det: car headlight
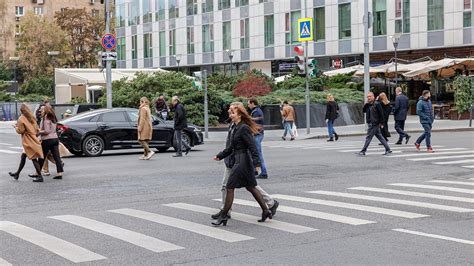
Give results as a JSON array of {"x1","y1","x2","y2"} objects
[{"x1": 192, "y1": 126, "x2": 201, "y2": 132}]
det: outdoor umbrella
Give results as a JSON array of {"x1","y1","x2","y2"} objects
[{"x1": 403, "y1": 58, "x2": 474, "y2": 80}]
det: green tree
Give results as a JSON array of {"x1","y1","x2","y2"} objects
[
  {"x1": 0, "y1": 63, "x2": 12, "y2": 81},
  {"x1": 0, "y1": 81, "x2": 11, "y2": 101},
  {"x1": 19, "y1": 76, "x2": 53, "y2": 96},
  {"x1": 453, "y1": 75, "x2": 473, "y2": 115}
]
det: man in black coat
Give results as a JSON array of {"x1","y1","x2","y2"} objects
[
  {"x1": 393, "y1": 87, "x2": 411, "y2": 145},
  {"x1": 358, "y1": 92, "x2": 392, "y2": 156},
  {"x1": 171, "y1": 96, "x2": 190, "y2": 157}
]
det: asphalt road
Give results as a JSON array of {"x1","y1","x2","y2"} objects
[{"x1": 0, "y1": 127, "x2": 473, "y2": 265}]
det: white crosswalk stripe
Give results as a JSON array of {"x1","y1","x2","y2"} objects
[
  {"x1": 307, "y1": 191, "x2": 474, "y2": 212},
  {"x1": 271, "y1": 194, "x2": 429, "y2": 219},
  {"x1": 348, "y1": 187, "x2": 474, "y2": 203},
  {"x1": 49, "y1": 215, "x2": 184, "y2": 253},
  {"x1": 0, "y1": 149, "x2": 21, "y2": 154},
  {"x1": 108, "y1": 208, "x2": 254, "y2": 242},
  {"x1": 0, "y1": 221, "x2": 106, "y2": 263},
  {"x1": 339, "y1": 146, "x2": 444, "y2": 153},
  {"x1": 389, "y1": 150, "x2": 474, "y2": 158},
  {"x1": 223, "y1": 199, "x2": 376, "y2": 225},
  {"x1": 408, "y1": 154, "x2": 474, "y2": 161},
  {"x1": 393, "y1": 229, "x2": 474, "y2": 245},
  {"x1": 389, "y1": 183, "x2": 474, "y2": 194},
  {"x1": 434, "y1": 159, "x2": 474, "y2": 165},
  {"x1": 164, "y1": 203, "x2": 317, "y2": 234},
  {"x1": 0, "y1": 143, "x2": 12, "y2": 146},
  {"x1": 463, "y1": 165, "x2": 474, "y2": 169},
  {"x1": 426, "y1": 180, "x2": 474, "y2": 186},
  {"x1": 0, "y1": 257, "x2": 12, "y2": 266}
]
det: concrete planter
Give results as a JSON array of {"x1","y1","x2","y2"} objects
[{"x1": 448, "y1": 109, "x2": 472, "y2": 120}]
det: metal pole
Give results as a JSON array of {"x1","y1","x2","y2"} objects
[
  {"x1": 230, "y1": 58, "x2": 233, "y2": 76},
  {"x1": 203, "y1": 69, "x2": 209, "y2": 138},
  {"x1": 394, "y1": 42, "x2": 398, "y2": 100},
  {"x1": 304, "y1": 0, "x2": 310, "y2": 134},
  {"x1": 105, "y1": 0, "x2": 112, "y2": 109},
  {"x1": 13, "y1": 62, "x2": 18, "y2": 120},
  {"x1": 363, "y1": 0, "x2": 370, "y2": 104}
]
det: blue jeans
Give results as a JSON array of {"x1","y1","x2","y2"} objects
[
  {"x1": 416, "y1": 123, "x2": 432, "y2": 148},
  {"x1": 283, "y1": 121, "x2": 294, "y2": 138},
  {"x1": 327, "y1": 119, "x2": 335, "y2": 138},
  {"x1": 254, "y1": 133, "x2": 267, "y2": 175}
]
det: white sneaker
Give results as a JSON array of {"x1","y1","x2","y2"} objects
[
  {"x1": 145, "y1": 151, "x2": 155, "y2": 160},
  {"x1": 42, "y1": 171, "x2": 50, "y2": 176},
  {"x1": 139, "y1": 155, "x2": 146, "y2": 160}
]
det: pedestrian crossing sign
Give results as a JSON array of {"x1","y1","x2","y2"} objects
[{"x1": 298, "y1": 18, "x2": 313, "y2": 42}]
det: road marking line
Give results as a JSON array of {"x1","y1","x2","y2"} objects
[
  {"x1": 221, "y1": 199, "x2": 376, "y2": 225},
  {"x1": 0, "y1": 149, "x2": 21, "y2": 154},
  {"x1": 0, "y1": 143, "x2": 12, "y2": 146},
  {"x1": 10, "y1": 147, "x2": 23, "y2": 150},
  {"x1": 108, "y1": 208, "x2": 254, "y2": 242},
  {"x1": 348, "y1": 187, "x2": 474, "y2": 203},
  {"x1": 389, "y1": 150, "x2": 473, "y2": 158},
  {"x1": 408, "y1": 155, "x2": 474, "y2": 161},
  {"x1": 463, "y1": 165, "x2": 474, "y2": 169},
  {"x1": 49, "y1": 215, "x2": 184, "y2": 253},
  {"x1": 306, "y1": 145, "x2": 362, "y2": 150},
  {"x1": 393, "y1": 229, "x2": 474, "y2": 245},
  {"x1": 389, "y1": 183, "x2": 474, "y2": 195},
  {"x1": 271, "y1": 194, "x2": 428, "y2": 219},
  {"x1": 339, "y1": 145, "x2": 444, "y2": 153},
  {"x1": 307, "y1": 191, "x2": 474, "y2": 212},
  {"x1": 163, "y1": 203, "x2": 317, "y2": 234},
  {"x1": 427, "y1": 180, "x2": 474, "y2": 186},
  {"x1": 0, "y1": 257, "x2": 12, "y2": 266},
  {"x1": 434, "y1": 159, "x2": 474, "y2": 165},
  {"x1": 0, "y1": 221, "x2": 106, "y2": 263}
]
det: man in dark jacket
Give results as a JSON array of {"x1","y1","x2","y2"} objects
[
  {"x1": 171, "y1": 96, "x2": 190, "y2": 157},
  {"x1": 415, "y1": 90, "x2": 435, "y2": 153},
  {"x1": 248, "y1": 98, "x2": 268, "y2": 179},
  {"x1": 358, "y1": 92, "x2": 392, "y2": 156},
  {"x1": 155, "y1": 95, "x2": 169, "y2": 120},
  {"x1": 393, "y1": 87, "x2": 410, "y2": 145}
]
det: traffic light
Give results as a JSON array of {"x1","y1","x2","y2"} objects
[
  {"x1": 192, "y1": 71, "x2": 203, "y2": 90},
  {"x1": 293, "y1": 46, "x2": 305, "y2": 75},
  {"x1": 307, "y1": 58, "x2": 318, "y2": 77}
]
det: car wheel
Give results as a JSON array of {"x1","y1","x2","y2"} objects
[
  {"x1": 173, "y1": 132, "x2": 192, "y2": 152},
  {"x1": 68, "y1": 149, "x2": 83, "y2": 156},
  {"x1": 157, "y1": 147, "x2": 169, "y2": 152},
  {"x1": 82, "y1": 135, "x2": 104, "y2": 157}
]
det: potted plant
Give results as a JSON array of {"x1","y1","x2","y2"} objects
[{"x1": 451, "y1": 75, "x2": 473, "y2": 120}]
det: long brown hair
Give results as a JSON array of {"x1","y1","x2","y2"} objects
[
  {"x1": 42, "y1": 106, "x2": 58, "y2": 123},
  {"x1": 379, "y1": 92, "x2": 390, "y2": 105},
  {"x1": 20, "y1": 104, "x2": 36, "y2": 124},
  {"x1": 230, "y1": 102, "x2": 260, "y2": 135}
]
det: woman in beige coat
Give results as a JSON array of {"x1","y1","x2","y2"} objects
[
  {"x1": 8, "y1": 104, "x2": 44, "y2": 182},
  {"x1": 138, "y1": 97, "x2": 154, "y2": 160}
]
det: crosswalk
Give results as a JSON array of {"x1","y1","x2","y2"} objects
[
  {"x1": 0, "y1": 142, "x2": 21, "y2": 155},
  {"x1": 263, "y1": 140, "x2": 474, "y2": 169},
  {"x1": 1, "y1": 178, "x2": 473, "y2": 264}
]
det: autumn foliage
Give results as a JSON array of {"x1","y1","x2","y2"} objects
[{"x1": 232, "y1": 72, "x2": 272, "y2": 97}]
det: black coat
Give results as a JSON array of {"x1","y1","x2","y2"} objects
[
  {"x1": 325, "y1": 101, "x2": 339, "y2": 120},
  {"x1": 394, "y1": 94, "x2": 409, "y2": 121},
  {"x1": 380, "y1": 102, "x2": 391, "y2": 138},
  {"x1": 173, "y1": 103, "x2": 187, "y2": 130},
  {"x1": 223, "y1": 123, "x2": 235, "y2": 168},
  {"x1": 363, "y1": 101, "x2": 385, "y2": 125}
]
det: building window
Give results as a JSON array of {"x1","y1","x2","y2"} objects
[
  {"x1": 156, "y1": 0, "x2": 165, "y2": 21},
  {"x1": 187, "y1": 27, "x2": 194, "y2": 54},
  {"x1": 129, "y1": 0, "x2": 139, "y2": 25},
  {"x1": 289, "y1": 11, "x2": 301, "y2": 44},
  {"x1": 131, "y1": 35, "x2": 137, "y2": 60},
  {"x1": 264, "y1": 15, "x2": 274, "y2": 46},
  {"x1": 235, "y1": 0, "x2": 248, "y2": 7},
  {"x1": 144, "y1": 33, "x2": 153, "y2": 58},
  {"x1": 202, "y1": 0, "x2": 213, "y2": 13},
  {"x1": 218, "y1": 0, "x2": 231, "y2": 10},
  {"x1": 15, "y1": 25, "x2": 21, "y2": 35},
  {"x1": 240, "y1": 18, "x2": 249, "y2": 49},
  {"x1": 116, "y1": 3, "x2": 126, "y2": 27},
  {"x1": 223, "y1": 21, "x2": 231, "y2": 50},
  {"x1": 313, "y1": 7, "x2": 325, "y2": 41},
  {"x1": 169, "y1": 30, "x2": 176, "y2": 56},
  {"x1": 373, "y1": 0, "x2": 386, "y2": 36},
  {"x1": 202, "y1": 24, "x2": 214, "y2": 52},
  {"x1": 34, "y1": 7, "x2": 44, "y2": 16},
  {"x1": 285, "y1": 13, "x2": 290, "y2": 44},
  {"x1": 338, "y1": 3, "x2": 351, "y2": 39},
  {"x1": 15, "y1": 6, "x2": 24, "y2": 16},
  {"x1": 464, "y1": 0, "x2": 471, "y2": 9},
  {"x1": 464, "y1": 12, "x2": 472, "y2": 27},
  {"x1": 159, "y1": 31, "x2": 166, "y2": 56},
  {"x1": 143, "y1": 0, "x2": 152, "y2": 23},
  {"x1": 169, "y1": 0, "x2": 179, "y2": 19},
  {"x1": 428, "y1": 0, "x2": 443, "y2": 31},
  {"x1": 259, "y1": 0, "x2": 270, "y2": 2},
  {"x1": 117, "y1": 37, "x2": 126, "y2": 60},
  {"x1": 187, "y1": 0, "x2": 197, "y2": 16}
]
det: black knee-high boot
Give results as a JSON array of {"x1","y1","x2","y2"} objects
[
  {"x1": 31, "y1": 159, "x2": 43, "y2": 182},
  {"x1": 247, "y1": 187, "x2": 272, "y2": 222},
  {"x1": 9, "y1": 153, "x2": 27, "y2": 180}
]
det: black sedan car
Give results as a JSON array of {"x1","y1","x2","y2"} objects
[{"x1": 57, "y1": 108, "x2": 204, "y2": 157}]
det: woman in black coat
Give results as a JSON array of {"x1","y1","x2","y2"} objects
[
  {"x1": 378, "y1": 92, "x2": 391, "y2": 142},
  {"x1": 325, "y1": 94, "x2": 339, "y2": 141},
  {"x1": 212, "y1": 102, "x2": 272, "y2": 226}
]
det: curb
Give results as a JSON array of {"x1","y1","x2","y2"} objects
[{"x1": 303, "y1": 127, "x2": 474, "y2": 140}]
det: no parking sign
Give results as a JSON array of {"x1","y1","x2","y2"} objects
[{"x1": 101, "y1": 34, "x2": 116, "y2": 50}]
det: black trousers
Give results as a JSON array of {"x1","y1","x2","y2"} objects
[
  {"x1": 39, "y1": 139, "x2": 63, "y2": 173},
  {"x1": 361, "y1": 124, "x2": 390, "y2": 152},
  {"x1": 174, "y1": 129, "x2": 190, "y2": 154},
  {"x1": 395, "y1": 120, "x2": 407, "y2": 141}
]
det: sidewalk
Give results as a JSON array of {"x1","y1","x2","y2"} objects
[{"x1": 205, "y1": 116, "x2": 473, "y2": 142}]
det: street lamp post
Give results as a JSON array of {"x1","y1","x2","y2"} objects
[
  {"x1": 47, "y1": 51, "x2": 60, "y2": 102},
  {"x1": 9, "y1": 56, "x2": 20, "y2": 120},
  {"x1": 226, "y1": 49, "x2": 233, "y2": 76},
  {"x1": 390, "y1": 33, "x2": 402, "y2": 100},
  {"x1": 176, "y1": 55, "x2": 181, "y2": 72}
]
